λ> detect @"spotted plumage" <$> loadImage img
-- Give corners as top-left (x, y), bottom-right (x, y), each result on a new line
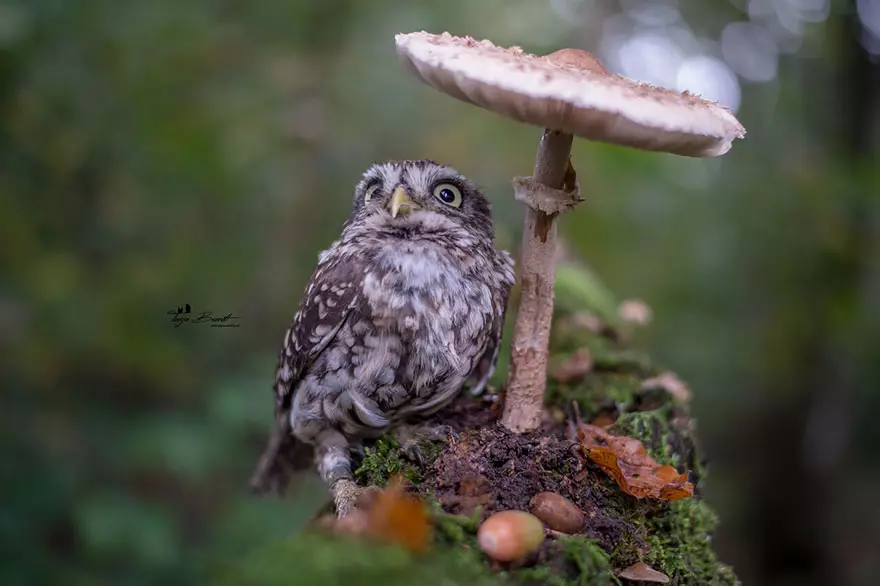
top-left (250, 160), bottom-right (515, 510)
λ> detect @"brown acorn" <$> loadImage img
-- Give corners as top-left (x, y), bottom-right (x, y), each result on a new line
top-left (529, 492), bottom-right (585, 534)
top-left (477, 510), bottom-right (545, 562)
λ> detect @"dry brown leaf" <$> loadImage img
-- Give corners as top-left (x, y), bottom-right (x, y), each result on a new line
top-left (618, 561), bottom-right (671, 583)
top-left (366, 476), bottom-right (433, 554)
top-left (552, 347), bottom-right (594, 382)
top-left (577, 424), bottom-right (694, 501)
top-left (324, 476), bottom-right (433, 554)
top-left (590, 413), bottom-right (617, 428)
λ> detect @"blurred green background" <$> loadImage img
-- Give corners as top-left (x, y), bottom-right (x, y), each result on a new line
top-left (2, 0), bottom-right (878, 584)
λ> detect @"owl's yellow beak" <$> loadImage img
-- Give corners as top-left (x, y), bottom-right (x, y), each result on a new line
top-left (389, 185), bottom-right (419, 218)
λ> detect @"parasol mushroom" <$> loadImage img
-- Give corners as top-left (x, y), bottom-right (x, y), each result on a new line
top-left (394, 31), bottom-right (745, 432)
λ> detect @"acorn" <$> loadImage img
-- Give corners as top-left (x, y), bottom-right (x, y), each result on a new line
top-left (529, 492), bottom-right (585, 534)
top-left (477, 510), bottom-right (545, 562)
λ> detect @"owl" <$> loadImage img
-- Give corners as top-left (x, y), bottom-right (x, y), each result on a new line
top-left (250, 160), bottom-right (515, 515)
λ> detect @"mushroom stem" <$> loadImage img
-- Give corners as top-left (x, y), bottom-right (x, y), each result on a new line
top-left (502, 129), bottom-right (574, 433)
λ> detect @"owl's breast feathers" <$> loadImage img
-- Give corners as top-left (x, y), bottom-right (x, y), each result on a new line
top-left (274, 228), bottom-right (514, 433)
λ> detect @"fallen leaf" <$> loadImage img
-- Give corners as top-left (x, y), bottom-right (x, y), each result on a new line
top-left (324, 476), bottom-right (433, 554)
top-left (552, 347), bottom-right (594, 382)
top-left (659, 477), bottom-right (694, 502)
top-left (366, 476), bottom-right (433, 553)
top-left (590, 413), bottom-right (617, 428)
top-left (618, 561), bottom-right (670, 583)
top-left (577, 424), bottom-right (694, 501)
top-left (641, 372), bottom-right (692, 402)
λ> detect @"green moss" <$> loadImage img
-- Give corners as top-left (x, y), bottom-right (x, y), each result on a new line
top-left (607, 531), bottom-right (642, 569)
top-left (545, 319), bottom-right (732, 584)
top-left (592, 348), bottom-right (654, 375)
top-left (644, 500), bottom-right (737, 585)
top-left (221, 523), bottom-right (629, 586)
top-left (549, 315), bottom-right (653, 376)
top-left (220, 531), bottom-right (509, 586)
top-left (548, 372), bottom-right (644, 421)
top-left (611, 408), bottom-right (679, 468)
top-left (355, 436), bottom-right (445, 488)
top-left (554, 265), bottom-right (620, 326)
top-left (498, 537), bottom-right (621, 586)
top-left (355, 437), bottom-right (420, 487)
top-left (219, 506), bottom-right (494, 585)
top-left (546, 323), bottom-right (657, 423)
top-left (557, 536), bottom-right (620, 586)
top-left (581, 486), bottom-right (733, 584)
top-left (549, 320), bottom-right (613, 357)
top-left (433, 507), bottom-right (482, 556)
top-left (611, 407), bottom-right (707, 485)
top-left (510, 565), bottom-right (562, 585)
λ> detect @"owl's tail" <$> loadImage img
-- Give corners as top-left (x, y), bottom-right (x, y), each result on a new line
top-left (249, 413), bottom-right (314, 495)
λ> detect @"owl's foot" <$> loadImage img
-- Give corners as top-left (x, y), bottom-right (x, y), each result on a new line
top-left (394, 423), bottom-right (459, 467)
top-left (331, 478), bottom-right (360, 518)
top-left (331, 478), bottom-right (381, 518)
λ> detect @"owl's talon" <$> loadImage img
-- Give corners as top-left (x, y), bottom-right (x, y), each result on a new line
top-left (397, 423), bottom-right (458, 467)
top-left (416, 423), bottom-right (459, 443)
top-left (331, 478), bottom-right (360, 518)
top-left (433, 424), bottom-right (459, 442)
top-left (400, 441), bottom-right (425, 467)
top-left (331, 479), bottom-right (381, 518)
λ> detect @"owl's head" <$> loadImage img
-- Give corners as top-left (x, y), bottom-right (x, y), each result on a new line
top-left (350, 160), bottom-right (494, 240)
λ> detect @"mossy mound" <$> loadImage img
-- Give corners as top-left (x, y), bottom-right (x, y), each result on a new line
top-left (221, 312), bottom-right (738, 586)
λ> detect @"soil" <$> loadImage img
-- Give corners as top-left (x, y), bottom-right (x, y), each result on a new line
top-left (425, 392), bottom-right (637, 555)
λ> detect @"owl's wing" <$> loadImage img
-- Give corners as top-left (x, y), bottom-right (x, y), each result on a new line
top-left (274, 253), bottom-right (365, 412)
top-left (250, 250), bottom-right (364, 494)
top-left (468, 249), bottom-right (516, 395)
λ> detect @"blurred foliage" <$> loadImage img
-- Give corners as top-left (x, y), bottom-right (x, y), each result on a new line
top-left (1, 1), bottom-right (878, 585)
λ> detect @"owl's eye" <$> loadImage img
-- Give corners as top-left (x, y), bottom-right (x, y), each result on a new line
top-left (364, 182), bottom-right (382, 203)
top-left (433, 183), bottom-right (462, 208)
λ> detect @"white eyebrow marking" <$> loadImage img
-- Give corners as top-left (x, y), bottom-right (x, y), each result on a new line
top-left (378, 164), bottom-right (401, 187)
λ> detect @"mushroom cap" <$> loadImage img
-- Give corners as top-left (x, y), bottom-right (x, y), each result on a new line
top-left (395, 32), bottom-right (745, 158)
top-left (617, 561), bottom-right (671, 583)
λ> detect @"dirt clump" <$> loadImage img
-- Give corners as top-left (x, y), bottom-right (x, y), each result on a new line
top-left (425, 410), bottom-right (634, 554)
